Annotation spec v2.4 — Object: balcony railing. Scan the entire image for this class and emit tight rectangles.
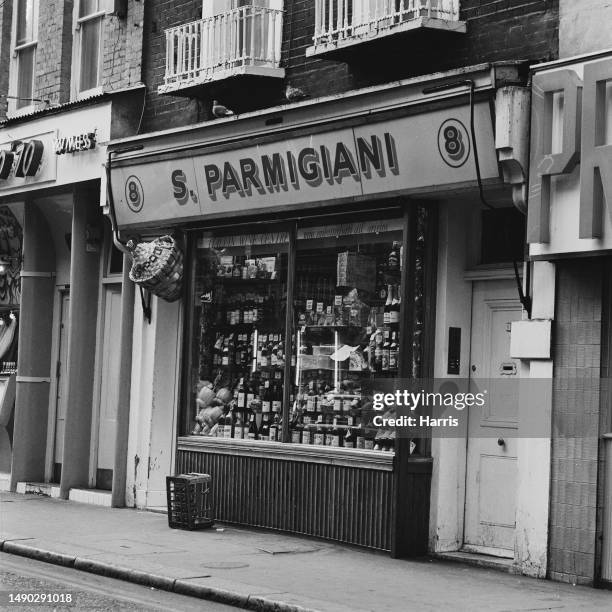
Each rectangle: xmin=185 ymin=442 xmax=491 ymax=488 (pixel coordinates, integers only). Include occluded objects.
xmin=161 ymin=6 xmax=284 ymax=93
xmin=310 ymin=0 xmax=462 ymax=53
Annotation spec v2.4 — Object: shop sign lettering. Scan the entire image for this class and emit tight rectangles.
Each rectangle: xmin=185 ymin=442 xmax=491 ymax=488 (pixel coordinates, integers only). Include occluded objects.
xmin=528 ymin=57 xmax=612 ymax=243
xmin=298 ymin=221 xmax=400 ymax=240
xmin=199 ymin=232 xmax=289 ymax=249
xmin=53 ymin=131 xmax=96 ymax=155
xmin=0 ymin=139 xmax=44 ymax=181
xmin=112 ymin=103 xmax=501 ymax=228
xmin=171 ymin=133 xmax=399 ymax=204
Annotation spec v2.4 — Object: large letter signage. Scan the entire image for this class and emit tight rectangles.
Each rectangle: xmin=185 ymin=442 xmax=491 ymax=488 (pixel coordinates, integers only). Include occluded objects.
xmin=528 ymin=70 xmax=581 ymax=243
xmin=579 ymin=59 xmax=612 ymax=239
xmin=528 ymin=57 xmax=612 ymax=244
xmin=0 ymin=139 xmax=44 ymax=182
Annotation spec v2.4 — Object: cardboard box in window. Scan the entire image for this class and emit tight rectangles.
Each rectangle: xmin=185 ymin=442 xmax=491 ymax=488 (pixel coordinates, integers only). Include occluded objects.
xmin=336 ymin=252 xmax=376 ymax=293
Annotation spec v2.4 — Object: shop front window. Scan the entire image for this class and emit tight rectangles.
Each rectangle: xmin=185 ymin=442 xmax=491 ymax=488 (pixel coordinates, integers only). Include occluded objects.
xmin=187 ymin=229 xmax=289 ymax=441
xmin=290 ymin=219 xmax=403 ymax=451
xmin=184 ymin=208 xmax=432 ymax=454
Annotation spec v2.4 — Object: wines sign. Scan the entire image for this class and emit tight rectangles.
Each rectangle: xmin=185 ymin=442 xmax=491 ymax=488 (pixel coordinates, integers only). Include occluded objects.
xmin=112 ymin=102 xmax=499 ymax=228
xmin=53 ymin=131 xmax=97 ymax=155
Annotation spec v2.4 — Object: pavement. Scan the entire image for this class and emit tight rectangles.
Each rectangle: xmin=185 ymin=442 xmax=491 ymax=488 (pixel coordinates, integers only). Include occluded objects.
xmin=1 ymin=491 xmax=612 ymax=612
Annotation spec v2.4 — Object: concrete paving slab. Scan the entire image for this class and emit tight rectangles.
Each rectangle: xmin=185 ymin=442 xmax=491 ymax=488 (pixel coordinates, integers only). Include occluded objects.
xmin=2 ymin=491 xmax=612 ymax=612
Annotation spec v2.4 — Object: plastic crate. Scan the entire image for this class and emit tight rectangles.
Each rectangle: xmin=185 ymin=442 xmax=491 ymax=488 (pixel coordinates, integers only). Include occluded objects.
xmin=166 ymin=473 xmax=214 ymax=530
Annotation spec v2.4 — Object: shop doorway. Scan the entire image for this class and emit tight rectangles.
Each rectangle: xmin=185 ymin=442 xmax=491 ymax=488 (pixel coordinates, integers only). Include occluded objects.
xmin=51 ymin=290 xmax=70 ymax=484
xmin=92 ymin=284 xmax=122 ymax=490
xmin=463 ymin=279 xmax=522 ymax=557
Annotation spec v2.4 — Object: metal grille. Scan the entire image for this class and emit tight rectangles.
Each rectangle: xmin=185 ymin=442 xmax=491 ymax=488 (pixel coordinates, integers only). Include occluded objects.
xmin=177 ymin=450 xmax=395 ymax=550
xmin=313 ymin=0 xmax=461 ymax=48
xmin=163 ymin=7 xmax=283 ymax=89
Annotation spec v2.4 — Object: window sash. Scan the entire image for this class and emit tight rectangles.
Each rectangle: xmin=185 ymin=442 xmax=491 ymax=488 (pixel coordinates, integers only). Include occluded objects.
xmin=79 ymin=0 xmax=100 ymax=19
xmin=78 ymin=16 xmax=102 ymax=92
xmin=16 ymin=0 xmax=35 ymax=46
xmin=76 ymin=9 xmax=107 ymax=26
xmin=16 ymin=44 xmax=35 ymax=109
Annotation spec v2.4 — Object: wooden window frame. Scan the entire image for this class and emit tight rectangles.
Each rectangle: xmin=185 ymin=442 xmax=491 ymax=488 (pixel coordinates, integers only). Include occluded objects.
xmin=8 ymin=0 xmax=39 ymax=117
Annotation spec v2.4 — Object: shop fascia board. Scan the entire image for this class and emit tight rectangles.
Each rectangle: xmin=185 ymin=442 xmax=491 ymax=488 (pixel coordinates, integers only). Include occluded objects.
xmin=108 ymin=62 xmax=525 ymax=167
xmin=0 ymin=102 xmax=114 ymax=200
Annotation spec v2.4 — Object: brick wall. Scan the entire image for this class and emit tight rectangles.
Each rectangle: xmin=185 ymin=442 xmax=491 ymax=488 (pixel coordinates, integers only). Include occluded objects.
xmin=35 ymin=0 xmax=73 ymax=104
xmin=140 ymin=0 xmax=558 ymax=132
xmin=141 ymin=0 xmax=207 ymax=131
xmin=102 ymin=2 xmax=144 ymax=92
xmin=549 ymin=260 xmax=603 ymax=585
xmin=0 ymin=1 xmax=143 ymax=114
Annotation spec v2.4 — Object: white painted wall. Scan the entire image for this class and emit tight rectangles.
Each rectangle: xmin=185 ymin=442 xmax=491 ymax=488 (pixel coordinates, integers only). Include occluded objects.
xmin=431 ymin=207 xmax=554 ymax=577
xmin=514 ymin=261 xmax=555 ymax=578
xmin=429 ymin=200 xmax=473 ymax=552
xmin=126 ymin=294 xmax=156 ymax=508
xmin=125 ymin=294 xmax=180 ymax=509
xmin=0 ymin=103 xmax=111 ymax=199
xmin=559 ymin=1 xmax=612 ymax=58
xmin=146 ymin=299 xmax=181 ymax=508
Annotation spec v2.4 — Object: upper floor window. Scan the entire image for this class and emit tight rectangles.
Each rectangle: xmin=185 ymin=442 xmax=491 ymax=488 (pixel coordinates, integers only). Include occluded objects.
xmin=73 ymin=0 xmax=108 ymax=97
xmin=10 ymin=0 xmax=38 ymax=113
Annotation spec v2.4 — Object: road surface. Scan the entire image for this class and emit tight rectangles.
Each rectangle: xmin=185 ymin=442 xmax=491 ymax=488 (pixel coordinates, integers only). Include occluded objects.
xmin=0 ymin=552 xmax=239 ymax=611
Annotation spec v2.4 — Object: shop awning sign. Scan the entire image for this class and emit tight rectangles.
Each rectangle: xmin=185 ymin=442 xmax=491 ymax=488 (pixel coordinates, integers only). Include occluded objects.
xmin=0 ymin=132 xmax=56 ymax=189
xmin=111 ymin=102 xmax=499 ymax=228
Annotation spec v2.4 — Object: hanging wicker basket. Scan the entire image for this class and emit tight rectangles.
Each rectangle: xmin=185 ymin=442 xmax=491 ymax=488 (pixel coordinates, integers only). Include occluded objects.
xmin=128 ymin=235 xmax=184 ymax=302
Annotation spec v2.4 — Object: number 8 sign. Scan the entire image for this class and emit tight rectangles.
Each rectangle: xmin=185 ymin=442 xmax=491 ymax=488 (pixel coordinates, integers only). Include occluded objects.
xmin=437 ymin=118 xmax=470 ymax=168
xmin=125 ymin=175 xmax=144 ymax=213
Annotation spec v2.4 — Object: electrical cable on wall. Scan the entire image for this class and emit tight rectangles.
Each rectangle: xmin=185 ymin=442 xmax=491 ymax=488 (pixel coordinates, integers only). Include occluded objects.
xmin=422 ymin=78 xmax=532 ymax=318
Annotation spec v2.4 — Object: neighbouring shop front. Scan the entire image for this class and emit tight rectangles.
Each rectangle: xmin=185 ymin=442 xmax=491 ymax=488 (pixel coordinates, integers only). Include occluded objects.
xmin=109 ymin=63 xmax=540 ymax=558
xmin=526 ymin=50 xmax=612 ymax=585
xmin=0 ymin=91 xmax=142 ymax=505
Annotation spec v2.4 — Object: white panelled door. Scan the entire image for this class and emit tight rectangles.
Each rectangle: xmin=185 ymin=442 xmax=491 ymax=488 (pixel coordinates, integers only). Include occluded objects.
xmin=464 ymin=280 xmax=522 ymax=557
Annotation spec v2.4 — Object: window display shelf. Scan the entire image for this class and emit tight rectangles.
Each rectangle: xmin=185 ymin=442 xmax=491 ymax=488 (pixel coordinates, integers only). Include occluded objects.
xmin=213 ymin=277 xmax=280 ymax=285
xmin=178 ymin=435 xmax=396 ymax=471
xmin=213 ymin=322 xmax=278 ymax=331
xmin=301 ymin=325 xmax=366 ymax=331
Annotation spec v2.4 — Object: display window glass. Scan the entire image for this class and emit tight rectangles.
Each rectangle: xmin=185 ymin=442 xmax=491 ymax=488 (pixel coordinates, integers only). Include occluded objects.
xmin=290 ymin=218 xmax=403 ymax=452
xmin=187 ymin=228 xmax=289 ymax=442
xmin=184 ymin=207 xmax=431 ymax=455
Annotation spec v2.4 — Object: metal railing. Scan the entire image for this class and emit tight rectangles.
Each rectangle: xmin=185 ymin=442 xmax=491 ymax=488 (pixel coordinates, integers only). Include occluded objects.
xmin=313 ymin=0 xmax=460 ymax=47
xmin=163 ymin=6 xmax=283 ymax=88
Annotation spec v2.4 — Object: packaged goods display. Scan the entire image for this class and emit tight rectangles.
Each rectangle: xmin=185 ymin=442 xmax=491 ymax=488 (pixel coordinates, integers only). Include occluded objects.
xmin=290 ymin=233 xmax=404 ymax=452
xmin=191 ymin=233 xmax=289 ymax=442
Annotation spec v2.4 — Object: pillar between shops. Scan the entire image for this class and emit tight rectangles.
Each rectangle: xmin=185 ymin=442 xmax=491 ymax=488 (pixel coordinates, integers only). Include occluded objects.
xmin=10 ymin=202 xmax=55 ymax=489
xmin=59 ymin=185 xmax=101 ymax=498
xmin=515 ymin=260 xmax=555 ymax=578
xmin=111 ymin=254 xmax=134 ymax=507
xmin=126 ymin=295 xmax=180 ymax=509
